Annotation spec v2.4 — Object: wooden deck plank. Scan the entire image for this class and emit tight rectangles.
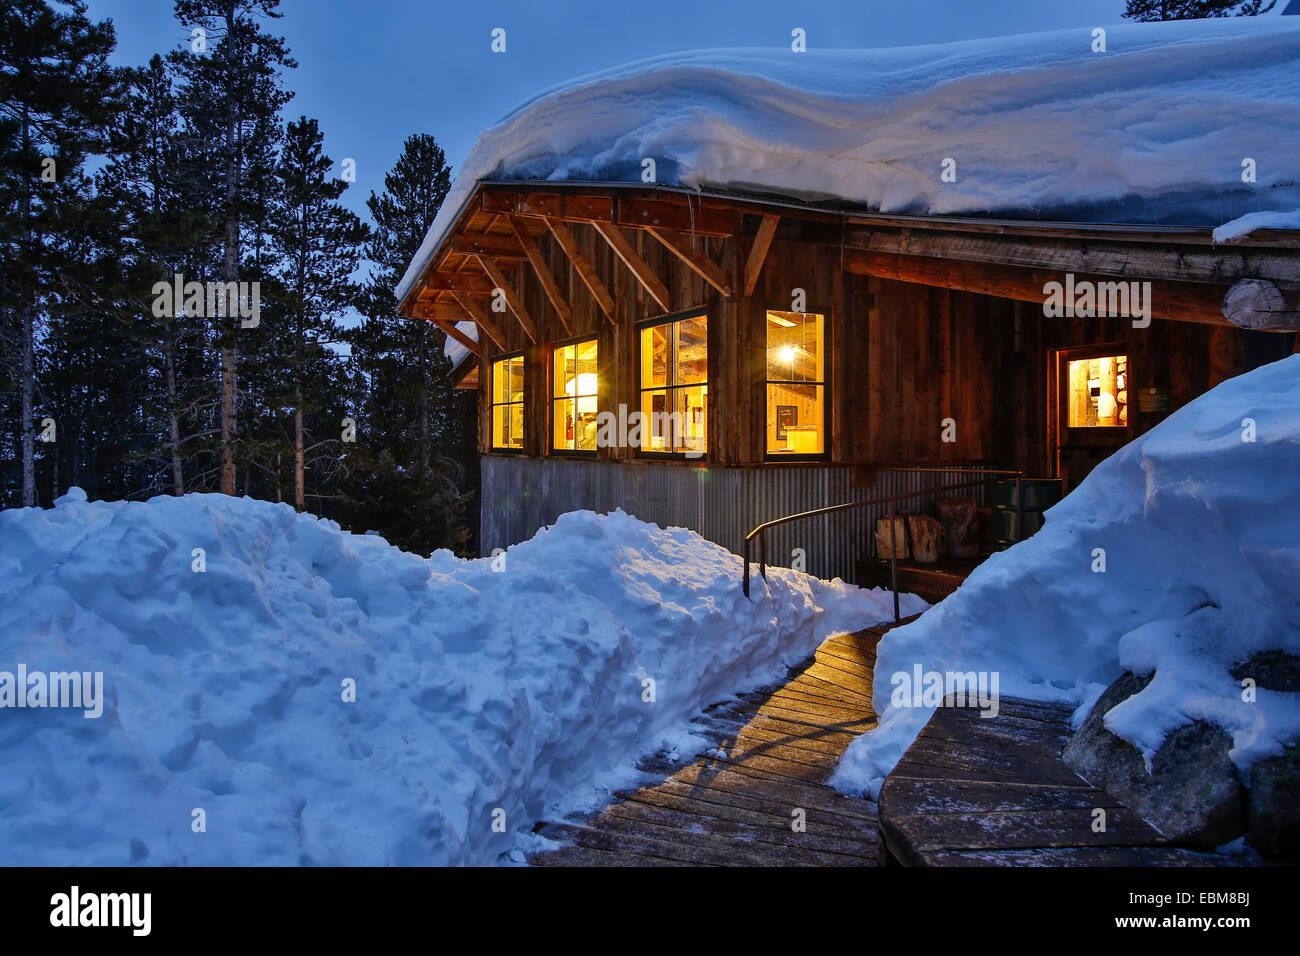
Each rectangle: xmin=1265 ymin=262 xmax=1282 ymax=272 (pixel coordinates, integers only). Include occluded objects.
xmin=877 ymin=694 xmax=1222 ymax=867
xmin=529 ymin=623 xmax=893 ymax=867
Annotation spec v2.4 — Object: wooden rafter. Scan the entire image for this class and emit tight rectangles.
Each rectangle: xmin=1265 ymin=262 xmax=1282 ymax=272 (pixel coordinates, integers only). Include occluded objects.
xmin=508 ymin=214 xmax=573 ymax=335
xmin=421 ymin=273 xmax=497 ymax=295
xmin=450 ymin=291 xmax=509 ymax=350
xmin=646 ymin=226 xmax=733 ymax=298
xmin=474 ymin=254 xmax=538 ymax=343
xmin=544 ymin=218 xmax=616 ymax=325
xmin=743 ymin=214 xmax=780 ymax=296
xmin=591 ymin=220 xmax=671 ymax=312
xmin=845 ymin=250 xmax=1242 ymax=328
xmin=430 ymin=319 xmax=482 ymax=356
xmin=451 ymin=233 xmax=526 ymax=259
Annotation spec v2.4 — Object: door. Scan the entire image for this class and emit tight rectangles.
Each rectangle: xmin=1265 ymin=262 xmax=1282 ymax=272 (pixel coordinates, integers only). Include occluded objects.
xmin=1053 ymin=345 xmax=1134 ymax=492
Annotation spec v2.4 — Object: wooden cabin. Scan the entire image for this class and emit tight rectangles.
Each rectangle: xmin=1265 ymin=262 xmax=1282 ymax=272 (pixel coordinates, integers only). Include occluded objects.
xmin=398 ymin=180 xmax=1299 ymax=585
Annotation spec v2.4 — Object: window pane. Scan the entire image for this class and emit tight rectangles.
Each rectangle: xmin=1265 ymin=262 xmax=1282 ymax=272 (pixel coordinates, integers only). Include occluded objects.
xmin=506 ymin=356 xmax=524 ymax=401
xmin=766 ymin=311 xmax=823 ymax=382
xmin=492 ymin=356 xmax=524 ymax=449
xmin=765 ymin=311 xmax=825 ymax=455
xmin=640 ymin=388 xmax=669 ymax=451
xmin=641 ymin=325 xmax=667 ymax=388
xmin=675 ymin=314 xmax=707 ymax=384
xmin=767 ymin=383 xmax=822 ymax=454
xmin=1067 ymin=354 xmax=1127 ymax=428
xmin=675 ymin=385 xmax=708 ymax=454
xmin=553 ymin=344 xmax=574 ymax=400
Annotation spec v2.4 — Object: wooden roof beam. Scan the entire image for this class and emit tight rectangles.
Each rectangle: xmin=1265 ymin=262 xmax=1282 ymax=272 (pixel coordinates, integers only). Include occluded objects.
xmin=450 ymin=291 xmax=509 ymax=350
xmin=744 ymin=214 xmax=780 ymax=296
xmin=591 ymin=220 xmax=671 ymax=312
xmin=420 ymin=273 xmax=498 ymax=295
xmin=544 ymin=218 xmax=617 ymax=325
xmin=474 ymin=254 xmax=538 ymax=343
xmin=646 ymin=226 xmax=733 ymax=298
xmin=508 ymin=214 xmax=573 ymax=336
xmin=451 ymin=233 xmax=527 ymax=260
xmin=844 ymin=249 xmax=1266 ymax=328
xmin=480 ymin=189 xmax=734 ymax=236
xmin=430 ymin=319 xmax=482 ymax=356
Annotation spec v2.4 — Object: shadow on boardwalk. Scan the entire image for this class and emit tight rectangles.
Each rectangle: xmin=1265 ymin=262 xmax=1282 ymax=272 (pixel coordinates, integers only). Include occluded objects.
xmin=529 ymin=619 xmax=911 ymax=867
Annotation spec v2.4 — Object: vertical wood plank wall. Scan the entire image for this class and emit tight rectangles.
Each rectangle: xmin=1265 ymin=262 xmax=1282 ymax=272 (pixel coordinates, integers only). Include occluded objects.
xmin=470 ymin=215 xmax=1270 ymax=569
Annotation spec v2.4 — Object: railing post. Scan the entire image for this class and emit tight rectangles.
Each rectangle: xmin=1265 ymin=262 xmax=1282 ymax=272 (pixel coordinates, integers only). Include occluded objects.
xmin=759 ymin=533 xmax=766 ymax=583
xmin=890 ymin=513 xmax=900 ymax=624
xmin=1014 ymin=473 xmax=1024 ymax=544
xmin=743 ymin=538 xmax=750 ymax=598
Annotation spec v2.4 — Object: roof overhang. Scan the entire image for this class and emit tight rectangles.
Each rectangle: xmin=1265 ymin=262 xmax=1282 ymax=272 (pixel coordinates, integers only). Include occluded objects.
xmin=400 ymin=179 xmax=1300 ymax=334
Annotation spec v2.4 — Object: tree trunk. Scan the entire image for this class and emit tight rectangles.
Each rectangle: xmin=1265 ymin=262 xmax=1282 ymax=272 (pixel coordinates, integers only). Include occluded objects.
xmin=165 ymin=325 xmax=184 ymax=495
xmin=294 ymin=393 xmax=305 ymax=512
xmin=418 ymin=322 xmax=430 ymax=471
xmin=20 ymin=303 xmax=35 ymax=507
xmin=219 ymin=6 xmax=239 ymax=496
xmin=19 ymin=107 xmax=36 ymax=508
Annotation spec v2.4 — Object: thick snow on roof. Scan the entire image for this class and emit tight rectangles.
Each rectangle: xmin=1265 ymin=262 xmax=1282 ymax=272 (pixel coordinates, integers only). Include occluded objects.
xmin=399 ymin=17 xmax=1300 ymax=304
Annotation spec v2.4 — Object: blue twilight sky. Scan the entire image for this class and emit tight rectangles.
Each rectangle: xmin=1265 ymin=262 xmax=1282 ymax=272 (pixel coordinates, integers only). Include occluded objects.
xmin=86 ymin=0 xmax=1157 ymax=227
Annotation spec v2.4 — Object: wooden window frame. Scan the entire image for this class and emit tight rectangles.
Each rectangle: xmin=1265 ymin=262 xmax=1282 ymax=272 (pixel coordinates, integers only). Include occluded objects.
xmin=550 ymin=335 xmax=599 ymax=457
xmin=763 ymin=303 xmax=831 ymax=462
xmin=489 ymin=351 xmax=526 ymax=454
xmin=636 ymin=308 xmax=709 ymax=460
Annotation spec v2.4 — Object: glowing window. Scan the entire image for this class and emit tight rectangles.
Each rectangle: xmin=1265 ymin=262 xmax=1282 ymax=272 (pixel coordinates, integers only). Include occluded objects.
xmin=552 ymin=338 xmax=599 ymax=452
xmin=638 ymin=312 xmax=707 ymax=455
xmin=491 ymin=354 xmax=524 ymax=450
xmin=1067 ymin=354 xmax=1128 ymax=428
xmin=766 ymin=310 xmax=825 ymax=455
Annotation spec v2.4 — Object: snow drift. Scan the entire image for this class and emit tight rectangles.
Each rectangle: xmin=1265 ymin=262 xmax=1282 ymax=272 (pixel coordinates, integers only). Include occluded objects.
xmin=0 ymin=496 xmax=903 ymax=865
xmin=401 ymin=15 xmax=1300 ymax=317
xmin=832 ymin=355 xmax=1300 ymax=799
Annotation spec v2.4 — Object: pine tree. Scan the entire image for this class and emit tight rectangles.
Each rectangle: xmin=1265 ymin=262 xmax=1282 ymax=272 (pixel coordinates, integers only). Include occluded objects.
xmin=1123 ymin=0 xmax=1276 ymax=19
xmin=101 ymin=55 xmax=214 ymax=497
xmin=169 ymin=0 xmax=295 ymax=496
xmin=0 ymin=0 xmax=124 ymax=508
xmin=267 ymin=116 xmax=367 ymax=511
xmin=345 ymin=133 xmax=473 ymax=555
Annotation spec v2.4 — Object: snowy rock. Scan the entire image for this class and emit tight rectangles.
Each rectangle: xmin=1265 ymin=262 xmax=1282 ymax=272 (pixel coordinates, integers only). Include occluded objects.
xmin=54 ymin=486 xmax=88 ymax=505
xmin=1063 ymin=672 xmax=1246 ymax=851
xmin=1247 ymin=745 xmax=1300 ymax=861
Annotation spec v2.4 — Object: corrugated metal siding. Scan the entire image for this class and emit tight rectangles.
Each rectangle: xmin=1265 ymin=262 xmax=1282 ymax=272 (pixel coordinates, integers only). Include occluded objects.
xmin=480 ymin=457 xmax=987 ymax=585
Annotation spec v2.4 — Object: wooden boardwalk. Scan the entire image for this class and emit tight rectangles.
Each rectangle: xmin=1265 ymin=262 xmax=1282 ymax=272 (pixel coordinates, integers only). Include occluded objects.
xmin=878 ymin=695 xmax=1226 ymax=866
xmin=529 ymin=623 xmax=898 ymax=866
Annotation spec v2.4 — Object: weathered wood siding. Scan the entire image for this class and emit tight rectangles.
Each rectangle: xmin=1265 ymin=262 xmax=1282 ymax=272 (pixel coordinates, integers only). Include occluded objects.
xmin=471 ymin=215 xmax=1289 ymax=565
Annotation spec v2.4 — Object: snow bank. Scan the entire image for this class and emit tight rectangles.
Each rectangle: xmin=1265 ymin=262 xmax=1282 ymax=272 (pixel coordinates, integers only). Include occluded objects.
xmin=0 ymin=495 xmax=901 ymax=865
xmin=833 ymin=356 xmax=1300 ymax=799
xmin=399 ymin=17 xmax=1300 ymax=303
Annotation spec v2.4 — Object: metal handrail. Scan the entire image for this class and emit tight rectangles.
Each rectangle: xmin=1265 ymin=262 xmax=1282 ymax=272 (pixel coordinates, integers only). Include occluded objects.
xmin=741 ymin=466 xmax=1027 ymax=622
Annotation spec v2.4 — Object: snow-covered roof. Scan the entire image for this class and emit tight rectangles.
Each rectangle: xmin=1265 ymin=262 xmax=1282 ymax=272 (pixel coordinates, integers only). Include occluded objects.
xmin=399 ymin=17 xmax=1300 ymax=306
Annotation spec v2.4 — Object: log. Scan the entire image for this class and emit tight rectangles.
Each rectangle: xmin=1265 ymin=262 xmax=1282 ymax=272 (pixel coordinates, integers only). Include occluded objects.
xmin=908 ymin=514 xmax=945 ymax=564
xmin=935 ymin=496 xmax=979 ymax=558
xmin=1221 ymin=278 xmax=1300 ymax=331
xmin=875 ymin=515 xmax=909 ymax=559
